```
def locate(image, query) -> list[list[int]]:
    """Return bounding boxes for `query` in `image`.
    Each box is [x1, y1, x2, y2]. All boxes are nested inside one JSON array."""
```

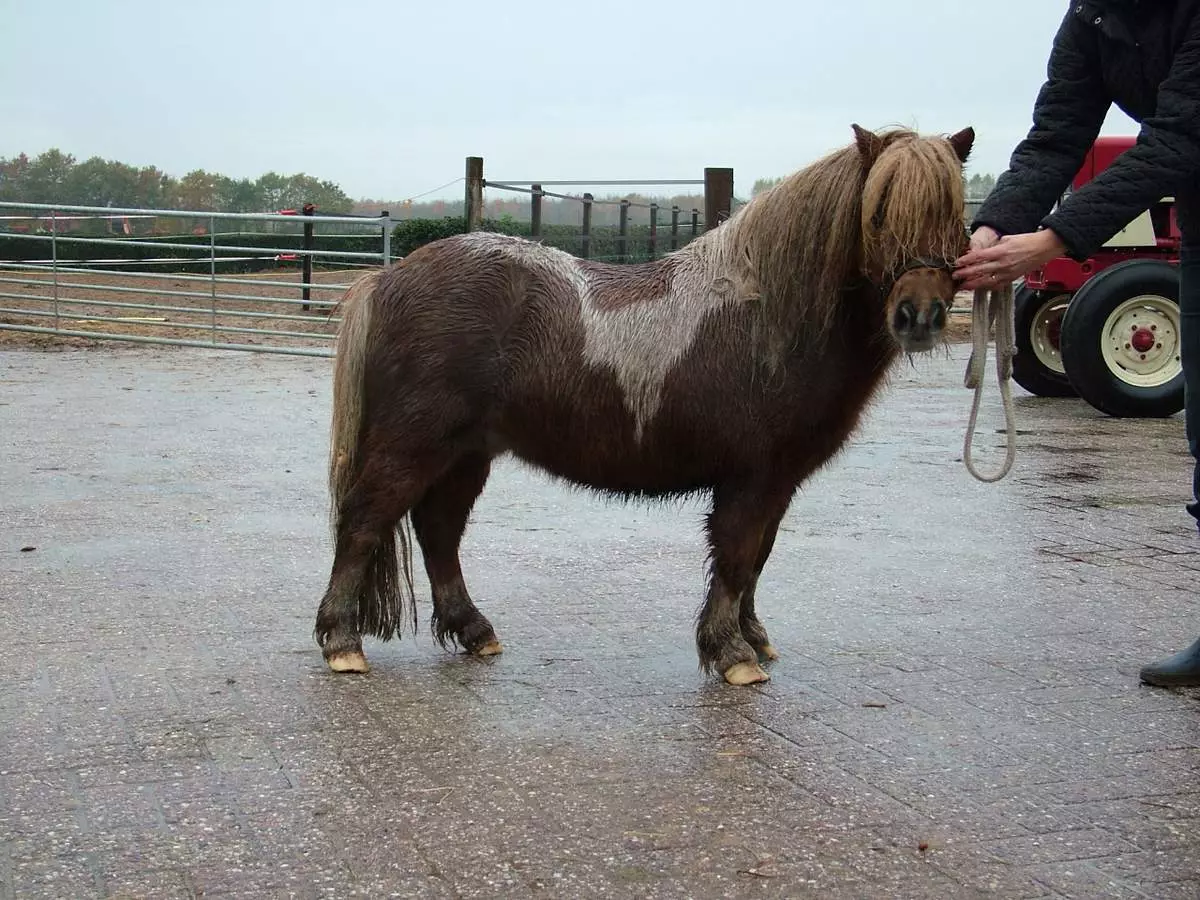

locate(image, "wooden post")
[[649, 203, 658, 259], [617, 200, 629, 263], [704, 167, 734, 230], [581, 193, 593, 259], [380, 209, 391, 268], [465, 156, 484, 232], [301, 202, 314, 311], [671, 205, 680, 251], [531, 184, 543, 240], [691, 208, 700, 238]]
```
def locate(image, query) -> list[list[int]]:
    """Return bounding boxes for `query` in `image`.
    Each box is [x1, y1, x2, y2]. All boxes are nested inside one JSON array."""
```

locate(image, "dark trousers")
[[1182, 241, 1200, 524]]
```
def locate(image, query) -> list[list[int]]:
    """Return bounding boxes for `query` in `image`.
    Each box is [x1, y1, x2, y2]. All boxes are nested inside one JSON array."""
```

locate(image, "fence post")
[[381, 208, 392, 269], [617, 200, 629, 263], [581, 193, 593, 259], [649, 203, 658, 260], [50, 211, 59, 331], [691, 208, 699, 239], [301, 202, 314, 310], [531, 184, 543, 240], [704, 167, 734, 231], [465, 156, 484, 232], [671, 206, 680, 251], [209, 215, 217, 345]]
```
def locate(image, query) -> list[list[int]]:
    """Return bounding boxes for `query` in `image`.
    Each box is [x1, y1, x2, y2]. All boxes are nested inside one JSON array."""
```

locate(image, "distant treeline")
[[0, 150, 354, 217]]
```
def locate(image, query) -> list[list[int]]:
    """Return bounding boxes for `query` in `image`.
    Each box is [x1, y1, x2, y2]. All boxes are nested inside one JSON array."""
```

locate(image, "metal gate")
[[0, 202, 394, 357]]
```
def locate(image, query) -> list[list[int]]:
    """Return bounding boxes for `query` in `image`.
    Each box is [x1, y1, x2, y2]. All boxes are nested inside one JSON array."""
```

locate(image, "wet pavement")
[[1, 342, 1198, 899]]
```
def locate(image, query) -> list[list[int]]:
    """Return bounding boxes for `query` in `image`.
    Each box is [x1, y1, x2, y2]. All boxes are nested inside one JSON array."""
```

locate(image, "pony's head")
[[853, 124, 974, 353], [718, 124, 975, 364]]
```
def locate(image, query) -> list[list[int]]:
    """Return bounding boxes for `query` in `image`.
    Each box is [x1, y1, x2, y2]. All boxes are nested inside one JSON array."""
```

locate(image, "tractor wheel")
[[1012, 283, 1077, 397], [1059, 259, 1183, 418]]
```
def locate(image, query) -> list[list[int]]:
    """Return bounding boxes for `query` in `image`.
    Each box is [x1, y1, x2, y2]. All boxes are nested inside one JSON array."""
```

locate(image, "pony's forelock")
[[860, 133, 968, 275]]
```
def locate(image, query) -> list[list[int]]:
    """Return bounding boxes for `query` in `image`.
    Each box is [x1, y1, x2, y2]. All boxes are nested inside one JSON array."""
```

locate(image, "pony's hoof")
[[327, 651, 370, 673], [723, 662, 770, 686], [758, 644, 780, 662], [472, 639, 504, 657]]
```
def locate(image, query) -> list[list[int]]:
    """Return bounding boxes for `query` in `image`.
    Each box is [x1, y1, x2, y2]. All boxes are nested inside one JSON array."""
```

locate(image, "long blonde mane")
[[701, 127, 967, 354]]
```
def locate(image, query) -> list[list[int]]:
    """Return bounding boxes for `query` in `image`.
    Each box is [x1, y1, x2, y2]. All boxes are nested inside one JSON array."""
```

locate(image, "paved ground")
[[1, 342, 1198, 899]]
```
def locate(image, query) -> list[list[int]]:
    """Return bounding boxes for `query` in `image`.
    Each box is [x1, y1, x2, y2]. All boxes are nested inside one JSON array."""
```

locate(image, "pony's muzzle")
[[892, 297, 947, 351], [886, 266, 955, 352]]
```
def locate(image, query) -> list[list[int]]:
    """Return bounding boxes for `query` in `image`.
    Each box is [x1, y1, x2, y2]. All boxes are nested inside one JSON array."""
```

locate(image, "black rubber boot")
[[1139, 637, 1200, 687]]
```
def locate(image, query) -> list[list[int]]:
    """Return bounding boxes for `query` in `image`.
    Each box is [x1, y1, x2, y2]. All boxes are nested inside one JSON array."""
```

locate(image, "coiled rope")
[[962, 282, 1018, 482]]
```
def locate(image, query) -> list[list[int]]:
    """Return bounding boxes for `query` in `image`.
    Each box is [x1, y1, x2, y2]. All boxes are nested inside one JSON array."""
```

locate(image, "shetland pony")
[[315, 124, 974, 685]]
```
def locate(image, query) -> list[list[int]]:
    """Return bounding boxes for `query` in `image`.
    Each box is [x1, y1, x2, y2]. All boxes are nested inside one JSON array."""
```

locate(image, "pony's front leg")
[[739, 512, 787, 663], [696, 484, 793, 685]]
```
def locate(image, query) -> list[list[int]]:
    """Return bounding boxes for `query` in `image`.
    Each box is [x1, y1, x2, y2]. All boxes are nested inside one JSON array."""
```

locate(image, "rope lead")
[[962, 283, 1018, 482]]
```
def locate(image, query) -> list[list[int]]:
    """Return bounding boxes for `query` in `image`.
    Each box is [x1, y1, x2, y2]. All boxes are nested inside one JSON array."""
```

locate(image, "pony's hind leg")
[[697, 484, 793, 686], [315, 455, 438, 673], [317, 527, 393, 674], [411, 452, 501, 656]]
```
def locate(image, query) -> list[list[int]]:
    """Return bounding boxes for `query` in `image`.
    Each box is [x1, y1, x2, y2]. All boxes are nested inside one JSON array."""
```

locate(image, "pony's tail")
[[324, 268, 416, 642], [328, 269, 381, 521]]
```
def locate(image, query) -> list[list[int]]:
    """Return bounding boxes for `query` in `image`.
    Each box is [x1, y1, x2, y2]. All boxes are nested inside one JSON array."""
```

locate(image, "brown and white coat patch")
[[460, 231, 747, 439]]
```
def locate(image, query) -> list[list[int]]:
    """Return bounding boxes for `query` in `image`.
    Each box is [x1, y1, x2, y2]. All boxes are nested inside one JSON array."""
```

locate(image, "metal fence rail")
[[1, 195, 994, 356], [0, 201, 394, 356]]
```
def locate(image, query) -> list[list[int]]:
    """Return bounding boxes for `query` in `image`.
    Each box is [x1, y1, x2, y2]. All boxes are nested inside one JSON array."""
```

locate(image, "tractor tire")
[[1059, 259, 1183, 418], [1012, 283, 1077, 397]]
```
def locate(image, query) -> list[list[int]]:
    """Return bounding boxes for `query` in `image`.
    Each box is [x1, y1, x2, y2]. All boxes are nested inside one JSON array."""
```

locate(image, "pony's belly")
[[504, 443, 715, 497], [491, 404, 716, 497]]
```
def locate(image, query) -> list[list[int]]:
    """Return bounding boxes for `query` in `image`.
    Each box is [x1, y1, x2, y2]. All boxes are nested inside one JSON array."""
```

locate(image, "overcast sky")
[[0, 0, 1138, 202]]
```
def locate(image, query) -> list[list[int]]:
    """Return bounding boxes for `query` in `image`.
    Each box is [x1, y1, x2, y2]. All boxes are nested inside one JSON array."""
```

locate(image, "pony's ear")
[[947, 126, 975, 163], [851, 123, 885, 168]]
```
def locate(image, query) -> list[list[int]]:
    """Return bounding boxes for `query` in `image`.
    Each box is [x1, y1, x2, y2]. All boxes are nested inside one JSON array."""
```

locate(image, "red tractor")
[[1011, 136, 1183, 418]]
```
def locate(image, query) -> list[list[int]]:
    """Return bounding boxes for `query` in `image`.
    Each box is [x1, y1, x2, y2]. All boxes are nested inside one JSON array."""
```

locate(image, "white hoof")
[[327, 651, 370, 673], [723, 661, 770, 686], [472, 640, 504, 657]]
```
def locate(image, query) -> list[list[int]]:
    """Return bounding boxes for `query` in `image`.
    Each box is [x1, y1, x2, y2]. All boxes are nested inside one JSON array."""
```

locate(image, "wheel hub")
[[1102, 294, 1181, 387], [1130, 327, 1155, 354]]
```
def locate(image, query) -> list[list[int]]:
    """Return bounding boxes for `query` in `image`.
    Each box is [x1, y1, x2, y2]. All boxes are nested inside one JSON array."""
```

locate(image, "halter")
[[872, 255, 956, 298]]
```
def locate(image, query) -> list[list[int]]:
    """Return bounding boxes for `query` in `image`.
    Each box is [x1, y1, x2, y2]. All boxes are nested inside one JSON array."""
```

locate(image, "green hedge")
[[0, 217, 702, 273], [392, 216, 701, 262]]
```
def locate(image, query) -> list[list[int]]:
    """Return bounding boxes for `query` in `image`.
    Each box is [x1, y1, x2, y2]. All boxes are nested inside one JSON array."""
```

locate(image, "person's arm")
[[971, 7, 1111, 239], [1043, 14, 1200, 257]]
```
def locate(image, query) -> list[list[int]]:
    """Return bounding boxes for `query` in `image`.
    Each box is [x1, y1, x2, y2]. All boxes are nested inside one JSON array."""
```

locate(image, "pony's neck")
[[689, 146, 870, 359]]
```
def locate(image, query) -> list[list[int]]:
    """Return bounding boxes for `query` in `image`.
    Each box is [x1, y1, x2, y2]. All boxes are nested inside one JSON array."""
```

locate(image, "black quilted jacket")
[[972, 0, 1200, 257]]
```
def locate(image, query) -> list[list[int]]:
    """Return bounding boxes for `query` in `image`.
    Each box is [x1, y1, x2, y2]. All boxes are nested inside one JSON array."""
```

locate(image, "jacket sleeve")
[[1043, 12, 1200, 257], [971, 8, 1110, 240]]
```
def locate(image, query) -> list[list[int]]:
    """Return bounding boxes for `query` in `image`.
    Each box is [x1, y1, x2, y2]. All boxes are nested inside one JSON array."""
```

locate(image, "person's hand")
[[954, 229, 1066, 290], [968, 225, 1001, 254]]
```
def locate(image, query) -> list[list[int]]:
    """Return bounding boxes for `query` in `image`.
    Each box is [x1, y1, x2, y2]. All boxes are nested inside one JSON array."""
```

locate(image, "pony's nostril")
[[894, 299, 916, 332], [931, 300, 947, 331]]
